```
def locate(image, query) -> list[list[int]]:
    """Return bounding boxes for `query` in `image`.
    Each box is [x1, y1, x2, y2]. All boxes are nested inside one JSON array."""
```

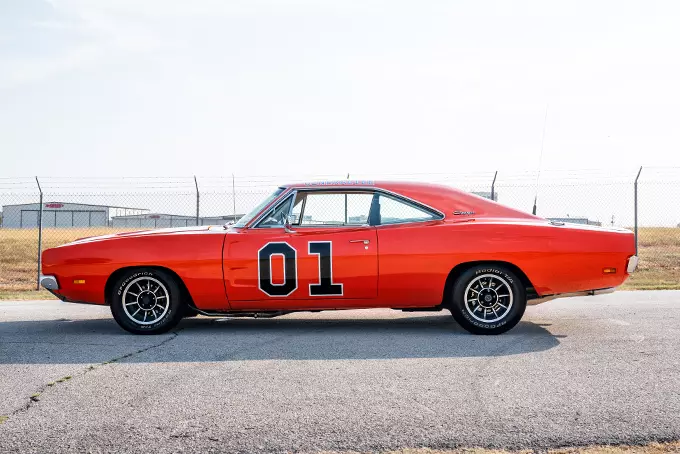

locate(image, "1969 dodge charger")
[[40, 181, 638, 335]]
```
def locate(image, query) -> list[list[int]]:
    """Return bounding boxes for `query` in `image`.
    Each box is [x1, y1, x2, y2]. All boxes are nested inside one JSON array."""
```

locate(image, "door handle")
[[349, 239, 370, 244]]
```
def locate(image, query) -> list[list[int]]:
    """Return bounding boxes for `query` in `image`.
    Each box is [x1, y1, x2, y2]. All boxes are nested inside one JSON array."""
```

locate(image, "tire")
[[449, 264, 526, 335], [110, 268, 185, 335]]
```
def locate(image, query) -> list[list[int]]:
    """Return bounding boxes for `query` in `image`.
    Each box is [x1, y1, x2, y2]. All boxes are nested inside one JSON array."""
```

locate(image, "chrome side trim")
[[528, 287, 616, 305], [40, 275, 59, 290], [627, 255, 639, 274]]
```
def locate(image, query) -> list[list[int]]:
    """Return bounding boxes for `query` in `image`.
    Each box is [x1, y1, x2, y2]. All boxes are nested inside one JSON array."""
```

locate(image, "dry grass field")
[[0, 228, 129, 296], [0, 226, 678, 299], [623, 227, 680, 290]]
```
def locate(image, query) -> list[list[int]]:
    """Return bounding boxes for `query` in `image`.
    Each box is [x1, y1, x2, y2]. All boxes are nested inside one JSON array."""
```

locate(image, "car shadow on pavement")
[[0, 313, 561, 364]]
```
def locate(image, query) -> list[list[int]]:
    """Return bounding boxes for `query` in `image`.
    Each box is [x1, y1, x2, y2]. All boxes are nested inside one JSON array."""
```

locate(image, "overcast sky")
[[1, 0, 679, 178]]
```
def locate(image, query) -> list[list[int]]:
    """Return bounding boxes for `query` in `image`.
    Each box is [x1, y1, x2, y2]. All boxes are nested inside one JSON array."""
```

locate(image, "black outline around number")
[[257, 241, 344, 297], [257, 242, 298, 297], [308, 241, 344, 296]]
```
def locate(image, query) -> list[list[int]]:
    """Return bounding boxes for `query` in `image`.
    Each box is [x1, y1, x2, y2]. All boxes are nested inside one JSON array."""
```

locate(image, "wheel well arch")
[[104, 265, 194, 306], [441, 260, 537, 305]]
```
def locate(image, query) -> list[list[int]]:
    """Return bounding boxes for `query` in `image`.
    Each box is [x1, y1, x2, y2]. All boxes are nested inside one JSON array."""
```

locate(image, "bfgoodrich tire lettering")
[[449, 265, 527, 335], [110, 268, 184, 335]]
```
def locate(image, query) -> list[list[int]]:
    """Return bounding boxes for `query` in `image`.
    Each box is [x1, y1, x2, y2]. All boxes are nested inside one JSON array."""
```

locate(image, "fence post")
[[194, 176, 200, 226], [634, 166, 642, 255], [35, 177, 43, 290], [491, 170, 498, 201], [232, 174, 236, 221]]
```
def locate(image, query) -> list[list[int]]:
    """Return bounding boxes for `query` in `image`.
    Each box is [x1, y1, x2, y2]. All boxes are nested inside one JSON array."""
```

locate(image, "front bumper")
[[40, 275, 66, 301], [40, 275, 59, 290]]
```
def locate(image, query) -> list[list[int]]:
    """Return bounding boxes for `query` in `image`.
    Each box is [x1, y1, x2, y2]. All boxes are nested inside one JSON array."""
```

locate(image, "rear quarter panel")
[[512, 223, 636, 294], [376, 220, 635, 306]]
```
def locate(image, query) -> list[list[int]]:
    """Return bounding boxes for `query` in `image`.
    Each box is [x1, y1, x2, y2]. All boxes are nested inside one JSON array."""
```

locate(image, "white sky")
[[1, 0, 680, 178]]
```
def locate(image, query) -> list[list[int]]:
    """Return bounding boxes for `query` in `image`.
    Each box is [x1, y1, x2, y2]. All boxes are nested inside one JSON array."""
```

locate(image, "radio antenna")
[[532, 104, 549, 215]]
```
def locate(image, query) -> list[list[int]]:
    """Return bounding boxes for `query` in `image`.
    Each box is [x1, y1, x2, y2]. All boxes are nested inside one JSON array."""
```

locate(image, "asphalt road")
[[1, 291, 679, 453]]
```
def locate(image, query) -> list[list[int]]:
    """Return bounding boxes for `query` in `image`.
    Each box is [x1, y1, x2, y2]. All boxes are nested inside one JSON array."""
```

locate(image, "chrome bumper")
[[40, 275, 59, 290], [627, 255, 639, 274], [528, 287, 616, 305]]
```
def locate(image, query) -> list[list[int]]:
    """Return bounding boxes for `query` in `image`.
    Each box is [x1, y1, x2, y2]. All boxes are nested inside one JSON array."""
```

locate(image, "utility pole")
[[36, 177, 43, 290], [194, 176, 200, 226], [634, 166, 642, 255], [232, 174, 237, 221]]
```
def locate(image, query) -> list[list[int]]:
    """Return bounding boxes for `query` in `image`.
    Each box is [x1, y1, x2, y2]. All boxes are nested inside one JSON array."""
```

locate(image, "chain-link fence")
[[1, 167, 678, 293]]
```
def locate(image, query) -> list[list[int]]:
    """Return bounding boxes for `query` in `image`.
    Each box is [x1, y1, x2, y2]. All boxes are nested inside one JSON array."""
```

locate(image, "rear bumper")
[[528, 287, 616, 305]]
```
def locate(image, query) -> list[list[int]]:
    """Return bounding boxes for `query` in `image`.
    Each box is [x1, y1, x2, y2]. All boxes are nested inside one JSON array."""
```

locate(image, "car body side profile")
[[40, 181, 638, 335]]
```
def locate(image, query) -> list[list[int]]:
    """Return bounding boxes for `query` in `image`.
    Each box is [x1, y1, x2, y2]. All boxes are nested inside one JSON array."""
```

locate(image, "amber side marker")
[[73, 279, 86, 284], [602, 268, 617, 274]]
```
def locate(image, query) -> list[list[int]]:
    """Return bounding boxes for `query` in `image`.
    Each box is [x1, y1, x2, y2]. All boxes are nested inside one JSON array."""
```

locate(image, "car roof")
[[281, 180, 539, 221], [283, 180, 442, 191]]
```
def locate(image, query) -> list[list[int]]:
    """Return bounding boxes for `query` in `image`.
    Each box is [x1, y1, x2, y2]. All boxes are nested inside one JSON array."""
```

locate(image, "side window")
[[346, 193, 372, 225], [290, 193, 305, 225], [378, 194, 438, 225], [257, 196, 294, 228], [296, 192, 373, 226]]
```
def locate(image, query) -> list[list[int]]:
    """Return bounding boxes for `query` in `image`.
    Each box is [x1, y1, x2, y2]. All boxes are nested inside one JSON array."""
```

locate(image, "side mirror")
[[280, 213, 295, 233]]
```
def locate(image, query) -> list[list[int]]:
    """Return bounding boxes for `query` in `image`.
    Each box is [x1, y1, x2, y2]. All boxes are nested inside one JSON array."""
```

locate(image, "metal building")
[[547, 217, 602, 226], [199, 214, 243, 225], [472, 191, 499, 201], [111, 213, 244, 228], [111, 213, 197, 228], [0, 202, 147, 228]]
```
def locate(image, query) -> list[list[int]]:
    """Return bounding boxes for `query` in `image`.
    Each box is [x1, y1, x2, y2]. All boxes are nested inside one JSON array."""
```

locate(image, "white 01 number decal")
[[258, 241, 343, 297]]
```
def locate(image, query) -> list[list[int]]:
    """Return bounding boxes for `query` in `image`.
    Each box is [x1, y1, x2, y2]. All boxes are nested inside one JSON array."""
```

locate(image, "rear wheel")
[[449, 264, 526, 335], [110, 268, 185, 335]]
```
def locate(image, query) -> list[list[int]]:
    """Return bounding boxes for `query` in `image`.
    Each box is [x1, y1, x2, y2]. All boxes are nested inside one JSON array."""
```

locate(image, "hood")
[[61, 225, 223, 247]]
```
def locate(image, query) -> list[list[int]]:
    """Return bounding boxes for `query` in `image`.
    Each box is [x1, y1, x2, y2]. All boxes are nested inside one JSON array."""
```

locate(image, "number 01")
[[258, 241, 343, 297]]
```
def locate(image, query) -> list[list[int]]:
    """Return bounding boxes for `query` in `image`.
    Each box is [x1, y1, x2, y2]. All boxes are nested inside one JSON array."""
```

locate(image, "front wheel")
[[110, 268, 185, 335], [449, 264, 527, 335]]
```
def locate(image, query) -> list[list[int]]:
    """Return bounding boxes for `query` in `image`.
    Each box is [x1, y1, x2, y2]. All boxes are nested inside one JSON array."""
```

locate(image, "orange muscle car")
[[40, 181, 638, 335]]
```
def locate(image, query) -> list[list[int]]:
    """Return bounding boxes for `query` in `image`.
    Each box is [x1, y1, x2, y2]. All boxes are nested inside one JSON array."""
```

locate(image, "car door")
[[373, 192, 447, 307], [224, 190, 378, 310]]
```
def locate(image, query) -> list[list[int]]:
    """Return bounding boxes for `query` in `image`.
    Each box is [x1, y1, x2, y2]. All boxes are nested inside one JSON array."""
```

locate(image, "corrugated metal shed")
[[1, 202, 147, 228], [111, 213, 244, 228], [547, 217, 602, 226]]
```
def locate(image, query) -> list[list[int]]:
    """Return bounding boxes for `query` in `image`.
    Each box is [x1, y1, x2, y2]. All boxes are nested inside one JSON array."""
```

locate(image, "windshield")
[[231, 187, 286, 228]]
